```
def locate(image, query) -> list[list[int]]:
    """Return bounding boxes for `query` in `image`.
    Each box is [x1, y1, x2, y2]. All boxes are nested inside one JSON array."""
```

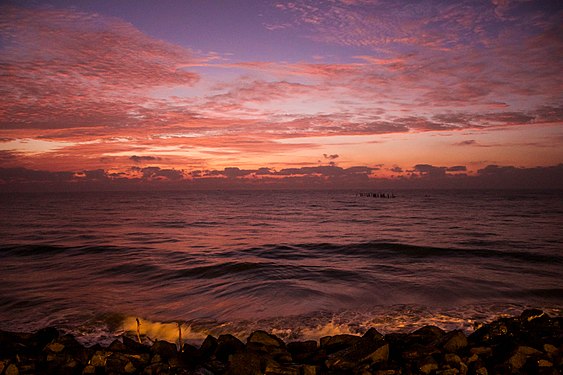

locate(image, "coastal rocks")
[[0, 310, 561, 374]]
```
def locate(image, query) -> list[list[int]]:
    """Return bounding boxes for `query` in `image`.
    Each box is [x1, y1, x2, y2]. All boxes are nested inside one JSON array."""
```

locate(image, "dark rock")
[[198, 335, 218, 360], [32, 326, 60, 349], [247, 330, 285, 348], [287, 340, 318, 362], [521, 309, 547, 322], [151, 340, 178, 360], [409, 325, 446, 345], [418, 356, 438, 374], [263, 361, 300, 375], [5, 363, 19, 375], [106, 352, 131, 373], [226, 351, 262, 375], [363, 327, 384, 342], [108, 338, 128, 352], [215, 334, 245, 363], [320, 334, 363, 355], [123, 335, 151, 353], [325, 338, 389, 371], [441, 330, 468, 353]]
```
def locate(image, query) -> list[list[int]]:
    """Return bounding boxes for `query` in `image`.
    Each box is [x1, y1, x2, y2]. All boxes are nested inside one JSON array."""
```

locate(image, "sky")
[[0, 0, 562, 190]]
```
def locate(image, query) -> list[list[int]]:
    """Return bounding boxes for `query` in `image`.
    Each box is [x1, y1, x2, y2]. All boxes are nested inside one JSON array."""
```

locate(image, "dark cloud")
[[454, 140, 478, 146], [1, 163, 562, 191], [130, 155, 161, 163], [413, 164, 447, 176], [447, 166, 467, 172], [141, 167, 184, 181], [323, 154, 339, 160]]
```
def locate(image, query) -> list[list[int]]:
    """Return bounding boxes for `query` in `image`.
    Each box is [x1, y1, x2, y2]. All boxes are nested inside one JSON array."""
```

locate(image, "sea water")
[[0, 190, 561, 345]]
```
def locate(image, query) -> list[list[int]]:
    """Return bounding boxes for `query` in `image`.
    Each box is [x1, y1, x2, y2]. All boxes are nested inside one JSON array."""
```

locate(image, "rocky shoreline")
[[1, 309, 561, 374]]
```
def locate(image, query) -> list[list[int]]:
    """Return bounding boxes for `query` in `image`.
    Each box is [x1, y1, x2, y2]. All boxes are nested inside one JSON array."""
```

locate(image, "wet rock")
[[507, 345, 543, 370], [287, 340, 317, 362], [45, 341, 65, 353], [363, 327, 384, 342], [263, 361, 299, 375], [300, 364, 317, 375], [410, 325, 446, 345], [418, 356, 438, 374], [444, 353, 462, 367], [521, 309, 547, 322], [90, 350, 110, 367], [441, 330, 468, 353], [82, 364, 96, 374], [248, 330, 285, 348], [108, 338, 128, 352], [325, 339, 389, 371], [320, 334, 363, 354], [32, 326, 60, 349], [215, 334, 245, 362], [226, 351, 262, 375], [5, 363, 19, 375], [198, 335, 218, 359], [151, 339, 178, 359], [123, 335, 151, 353]]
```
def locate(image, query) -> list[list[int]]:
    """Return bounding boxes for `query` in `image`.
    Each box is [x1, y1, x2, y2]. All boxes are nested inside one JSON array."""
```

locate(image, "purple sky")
[[1, 0, 562, 190]]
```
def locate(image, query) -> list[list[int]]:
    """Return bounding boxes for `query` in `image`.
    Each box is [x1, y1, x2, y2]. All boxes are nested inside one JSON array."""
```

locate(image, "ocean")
[[0, 190, 561, 346]]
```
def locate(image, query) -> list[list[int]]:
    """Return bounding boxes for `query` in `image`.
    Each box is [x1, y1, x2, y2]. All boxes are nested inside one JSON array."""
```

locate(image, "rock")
[[248, 330, 285, 348], [325, 340, 389, 371], [82, 364, 96, 374], [90, 350, 111, 367], [216, 334, 245, 362], [32, 326, 60, 349], [521, 309, 546, 322], [226, 351, 262, 375], [106, 352, 131, 373], [108, 338, 128, 352], [320, 334, 363, 354], [5, 364, 19, 375], [469, 347, 492, 356], [199, 335, 218, 359], [300, 364, 317, 375], [419, 356, 438, 374], [507, 346, 543, 370], [123, 335, 151, 353], [410, 325, 446, 345], [543, 343, 558, 355], [45, 341, 65, 353], [263, 361, 299, 375], [287, 340, 317, 362], [459, 361, 468, 375], [151, 339, 178, 359], [363, 327, 384, 342], [444, 353, 461, 366], [124, 361, 137, 373], [441, 330, 468, 353]]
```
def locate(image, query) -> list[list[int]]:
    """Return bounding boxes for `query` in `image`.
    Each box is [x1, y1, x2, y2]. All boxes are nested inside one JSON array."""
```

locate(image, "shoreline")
[[1, 309, 561, 374]]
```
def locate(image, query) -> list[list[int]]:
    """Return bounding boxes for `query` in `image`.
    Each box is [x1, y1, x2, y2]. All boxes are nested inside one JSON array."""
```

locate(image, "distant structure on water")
[[357, 192, 396, 198]]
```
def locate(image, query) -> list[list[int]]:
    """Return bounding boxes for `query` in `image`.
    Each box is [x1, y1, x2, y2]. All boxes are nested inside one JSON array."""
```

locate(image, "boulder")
[[287, 340, 317, 362], [320, 334, 363, 355], [151, 339, 178, 359], [215, 334, 245, 362], [247, 330, 285, 348], [198, 335, 218, 360], [363, 327, 384, 342], [441, 330, 468, 353], [226, 351, 262, 375], [325, 339, 389, 371]]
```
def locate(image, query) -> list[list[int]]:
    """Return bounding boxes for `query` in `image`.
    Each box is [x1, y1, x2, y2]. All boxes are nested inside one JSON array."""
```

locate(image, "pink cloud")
[[0, 6, 200, 129]]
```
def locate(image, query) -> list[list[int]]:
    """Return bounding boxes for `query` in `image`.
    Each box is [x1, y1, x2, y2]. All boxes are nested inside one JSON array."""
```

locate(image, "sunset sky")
[[1, 0, 562, 190]]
